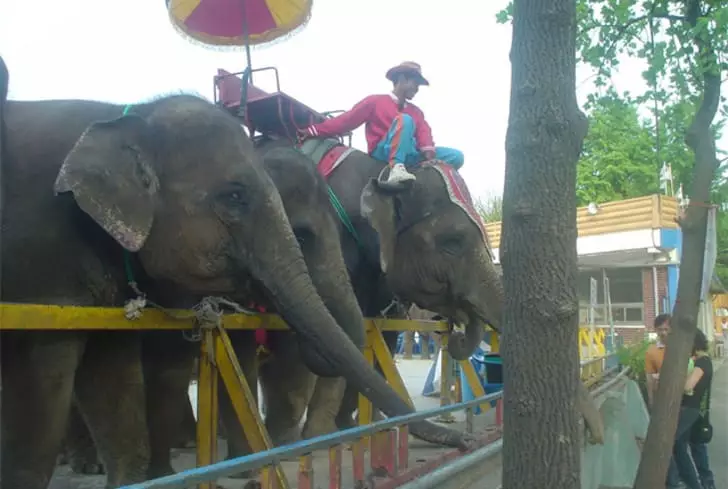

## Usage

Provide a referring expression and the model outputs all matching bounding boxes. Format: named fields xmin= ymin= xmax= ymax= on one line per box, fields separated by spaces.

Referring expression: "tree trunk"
xmin=500 ymin=0 xmax=587 ymax=488
xmin=633 ymin=4 xmax=721 ymax=486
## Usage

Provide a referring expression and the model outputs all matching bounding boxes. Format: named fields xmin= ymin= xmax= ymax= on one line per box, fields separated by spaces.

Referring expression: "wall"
xmin=615 ymin=327 xmax=646 ymax=345
xmin=642 ymin=266 xmax=669 ymax=331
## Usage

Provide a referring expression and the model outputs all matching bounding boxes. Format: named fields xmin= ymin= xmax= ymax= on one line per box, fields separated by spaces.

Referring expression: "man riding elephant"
xmin=298 ymin=61 xmax=464 ymax=186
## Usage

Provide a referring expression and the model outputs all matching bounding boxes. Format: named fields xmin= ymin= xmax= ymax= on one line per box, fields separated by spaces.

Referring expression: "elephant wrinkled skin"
xmin=260 ymin=143 xmax=605 ymax=445
xmin=0 ymin=82 xmax=470 ymax=489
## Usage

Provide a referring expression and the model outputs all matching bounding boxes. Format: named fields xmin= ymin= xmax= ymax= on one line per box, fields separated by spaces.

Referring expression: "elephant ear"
xmin=54 ymin=115 xmax=159 ymax=252
xmin=360 ymin=178 xmax=398 ymax=273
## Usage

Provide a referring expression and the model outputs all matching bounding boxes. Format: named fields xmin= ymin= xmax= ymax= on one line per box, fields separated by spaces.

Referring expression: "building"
xmin=484 ymin=195 xmax=683 ymax=345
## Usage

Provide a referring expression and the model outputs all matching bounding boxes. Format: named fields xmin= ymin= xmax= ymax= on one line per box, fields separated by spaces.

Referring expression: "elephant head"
xmin=52 ymin=96 xmax=468 ymax=448
xmin=361 ymin=165 xmax=503 ymax=360
xmin=259 ymin=144 xmax=365 ymax=350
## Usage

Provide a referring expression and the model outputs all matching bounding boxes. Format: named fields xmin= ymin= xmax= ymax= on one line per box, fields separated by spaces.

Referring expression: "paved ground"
xmin=442 ymin=358 xmax=728 ymax=489
xmin=49 ymin=358 xmax=501 ymax=489
xmin=708 ymin=358 xmax=727 ymax=488
xmin=49 ymin=357 xmax=726 ymax=489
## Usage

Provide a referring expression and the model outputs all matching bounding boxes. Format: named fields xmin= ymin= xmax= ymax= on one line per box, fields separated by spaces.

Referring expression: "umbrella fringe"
xmin=166 ymin=6 xmax=313 ymax=55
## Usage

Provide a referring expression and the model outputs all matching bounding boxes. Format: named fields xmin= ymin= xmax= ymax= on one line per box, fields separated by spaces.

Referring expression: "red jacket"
xmin=305 ymin=93 xmax=435 ymax=154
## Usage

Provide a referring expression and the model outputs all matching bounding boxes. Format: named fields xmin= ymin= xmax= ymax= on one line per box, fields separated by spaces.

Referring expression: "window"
xmin=578 ymin=268 xmax=644 ymax=325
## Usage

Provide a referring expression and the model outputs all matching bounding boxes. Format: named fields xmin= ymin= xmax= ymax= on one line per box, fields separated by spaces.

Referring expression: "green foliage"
xmin=578 ymin=90 xmax=662 ymax=205
xmin=474 ymin=194 xmax=504 ymax=223
xmin=497 ymin=0 xmax=728 ymax=281
xmin=617 ymin=339 xmax=651 ymax=385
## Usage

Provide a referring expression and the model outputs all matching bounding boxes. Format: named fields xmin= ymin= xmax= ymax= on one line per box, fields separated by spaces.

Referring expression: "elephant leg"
xmin=64 ymin=400 xmax=105 ymax=475
xmin=1 ymin=331 xmax=86 ymax=489
xmin=576 ymin=382 xmax=605 ymax=445
xmin=260 ymin=346 xmax=316 ymax=446
xmin=142 ymin=333 xmax=196 ymax=479
xmin=218 ymin=333 xmax=259 ymax=478
xmin=302 ymin=376 xmax=346 ymax=439
xmin=74 ymin=332 xmax=150 ymax=486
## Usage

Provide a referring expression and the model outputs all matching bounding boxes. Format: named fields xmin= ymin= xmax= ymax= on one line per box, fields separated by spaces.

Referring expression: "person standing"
xmin=645 ymin=313 xmax=671 ymax=407
xmin=666 ymin=329 xmax=715 ymax=489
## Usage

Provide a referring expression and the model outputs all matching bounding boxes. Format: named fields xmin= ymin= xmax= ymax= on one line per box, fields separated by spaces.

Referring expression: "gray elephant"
xmin=251 ymin=139 xmax=605 ymax=445
xmin=254 ymin=142 xmax=502 ymax=439
xmin=54 ymin=137 xmax=472 ymax=480
xmin=0 ymin=69 xmax=469 ymax=489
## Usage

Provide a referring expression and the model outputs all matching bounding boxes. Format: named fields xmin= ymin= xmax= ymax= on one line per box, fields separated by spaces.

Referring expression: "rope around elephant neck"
xmin=326 ymin=186 xmax=362 ymax=246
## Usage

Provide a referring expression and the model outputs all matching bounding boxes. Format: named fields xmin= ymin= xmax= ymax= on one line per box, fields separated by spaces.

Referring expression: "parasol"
xmin=166 ymin=0 xmax=313 ymax=73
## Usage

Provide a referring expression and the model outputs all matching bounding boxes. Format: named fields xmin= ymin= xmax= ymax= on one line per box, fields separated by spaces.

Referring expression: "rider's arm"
xmin=413 ymin=108 xmax=435 ymax=156
xmin=305 ymin=95 xmax=377 ymax=138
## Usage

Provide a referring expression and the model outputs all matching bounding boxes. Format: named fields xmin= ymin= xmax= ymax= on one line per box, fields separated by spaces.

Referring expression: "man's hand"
xmin=422 ymin=150 xmax=436 ymax=161
xmin=296 ymin=128 xmax=312 ymax=143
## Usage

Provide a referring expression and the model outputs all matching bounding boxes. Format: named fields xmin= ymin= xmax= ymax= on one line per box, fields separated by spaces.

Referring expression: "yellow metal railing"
xmin=1 ymin=302 xmax=611 ymax=488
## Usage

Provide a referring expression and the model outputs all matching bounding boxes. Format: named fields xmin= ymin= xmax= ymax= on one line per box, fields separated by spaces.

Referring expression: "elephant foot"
xmin=268 ymin=426 xmax=301 ymax=447
xmin=147 ymin=463 xmax=175 ymax=480
xmin=301 ymin=418 xmax=339 ymax=440
xmin=66 ymin=449 xmax=106 ymax=475
xmin=335 ymin=414 xmax=357 ymax=431
xmin=70 ymin=459 xmax=106 ymax=475
xmin=223 ymin=455 xmax=258 ymax=479
xmin=57 ymin=453 xmax=69 ymax=466
xmin=174 ymin=437 xmax=197 ymax=449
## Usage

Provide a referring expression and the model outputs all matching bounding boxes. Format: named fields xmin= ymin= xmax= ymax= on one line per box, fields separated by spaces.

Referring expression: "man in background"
xmin=645 ymin=313 xmax=671 ymax=407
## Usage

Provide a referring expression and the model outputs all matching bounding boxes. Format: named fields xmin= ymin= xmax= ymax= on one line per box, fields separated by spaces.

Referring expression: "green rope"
xmin=327 ymin=186 xmax=362 ymax=246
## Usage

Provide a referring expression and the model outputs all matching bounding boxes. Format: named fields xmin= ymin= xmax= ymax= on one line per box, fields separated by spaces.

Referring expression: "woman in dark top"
xmin=666 ymin=329 xmax=714 ymax=489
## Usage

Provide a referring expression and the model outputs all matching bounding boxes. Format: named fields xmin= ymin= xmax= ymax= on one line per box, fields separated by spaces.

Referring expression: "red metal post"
xmin=385 ymin=429 xmax=397 ymax=475
xmin=398 ymin=425 xmax=409 ymax=471
xmin=329 ymin=445 xmax=342 ymax=489
xmin=298 ymin=454 xmax=313 ymax=489
xmin=370 ymin=432 xmax=385 ymax=473
xmin=496 ymin=397 xmax=503 ymax=426
xmin=352 ymin=439 xmax=365 ymax=483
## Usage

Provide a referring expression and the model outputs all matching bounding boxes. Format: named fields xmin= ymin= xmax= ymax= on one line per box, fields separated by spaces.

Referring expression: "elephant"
xmin=0 ymin=76 xmax=471 ymax=489
xmin=55 ymin=135 xmax=473 ymax=480
xmin=245 ymin=137 xmax=605 ymax=445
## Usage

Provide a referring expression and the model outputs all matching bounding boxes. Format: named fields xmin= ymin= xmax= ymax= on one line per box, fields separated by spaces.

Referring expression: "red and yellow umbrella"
xmin=166 ymin=0 xmax=313 ymax=48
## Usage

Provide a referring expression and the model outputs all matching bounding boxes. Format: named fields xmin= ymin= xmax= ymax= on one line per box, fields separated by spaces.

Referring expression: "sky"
xmin=0 ymin=0 xmax=712 ymax=201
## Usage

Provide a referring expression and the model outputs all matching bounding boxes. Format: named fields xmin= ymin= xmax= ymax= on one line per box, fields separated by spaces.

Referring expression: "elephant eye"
xmin=218 ymin=185 xmax=250 ymax=208
xmin=292 ymin=226 xmax=315 ymax=248
xmin=436 ymin=232 xmax=466 ymax=256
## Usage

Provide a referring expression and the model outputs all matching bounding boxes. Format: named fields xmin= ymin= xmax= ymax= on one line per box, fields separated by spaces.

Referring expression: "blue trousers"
xmin=690 ymin=442 xmax=714 ymax=486
xmin=666 ymin=407 xmax=703 ymax=489
xmin=371 ymin=114 xmax=464 ymax=170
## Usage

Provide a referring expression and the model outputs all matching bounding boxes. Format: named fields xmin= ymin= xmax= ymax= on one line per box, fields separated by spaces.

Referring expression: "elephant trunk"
xmin=447 ymin=315 xmax=486 ymax=361
xmin=303 ymin=230 xmax=365 ymax=352
xmin=448 ymin=247 xmax=504 ymax=360
xmin=245 ymin=195 xmax=469 ymax=449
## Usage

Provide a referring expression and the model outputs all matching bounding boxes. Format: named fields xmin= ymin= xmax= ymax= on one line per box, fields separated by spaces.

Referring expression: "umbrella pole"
xmin=237 ymin=0 xmax=253 ymax=120
xmin=241 ymin=0 xmax=253 ymax=84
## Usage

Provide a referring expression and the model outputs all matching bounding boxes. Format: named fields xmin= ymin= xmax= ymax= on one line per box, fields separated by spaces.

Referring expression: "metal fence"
xmin=120 ymin=355 xmax=623 ymax=489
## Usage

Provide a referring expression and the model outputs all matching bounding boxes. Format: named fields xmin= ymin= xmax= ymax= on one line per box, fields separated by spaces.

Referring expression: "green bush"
xmin=617 ymin=339 xmax=651 ymax=405
xmin=617 ymin=339 xmax=651 ymax=384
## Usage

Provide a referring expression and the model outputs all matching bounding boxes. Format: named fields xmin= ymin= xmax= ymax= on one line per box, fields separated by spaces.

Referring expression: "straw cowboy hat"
xmin=385 ymin=61 xmax=430 ymax=86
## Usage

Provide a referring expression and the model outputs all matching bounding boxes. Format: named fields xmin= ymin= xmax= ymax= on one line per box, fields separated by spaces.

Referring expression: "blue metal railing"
xmin=120 ymin=390 xmax=505 ymax=489
xmin=120 ymin=355 xmax=623 ymax=489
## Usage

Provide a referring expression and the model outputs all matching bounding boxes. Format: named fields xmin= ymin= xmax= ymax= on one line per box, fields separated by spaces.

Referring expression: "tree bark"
xmin=501 ymin=0 xmax=588 ymax=488
xmin=633 ymin=2 xmax=721 ymax=487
